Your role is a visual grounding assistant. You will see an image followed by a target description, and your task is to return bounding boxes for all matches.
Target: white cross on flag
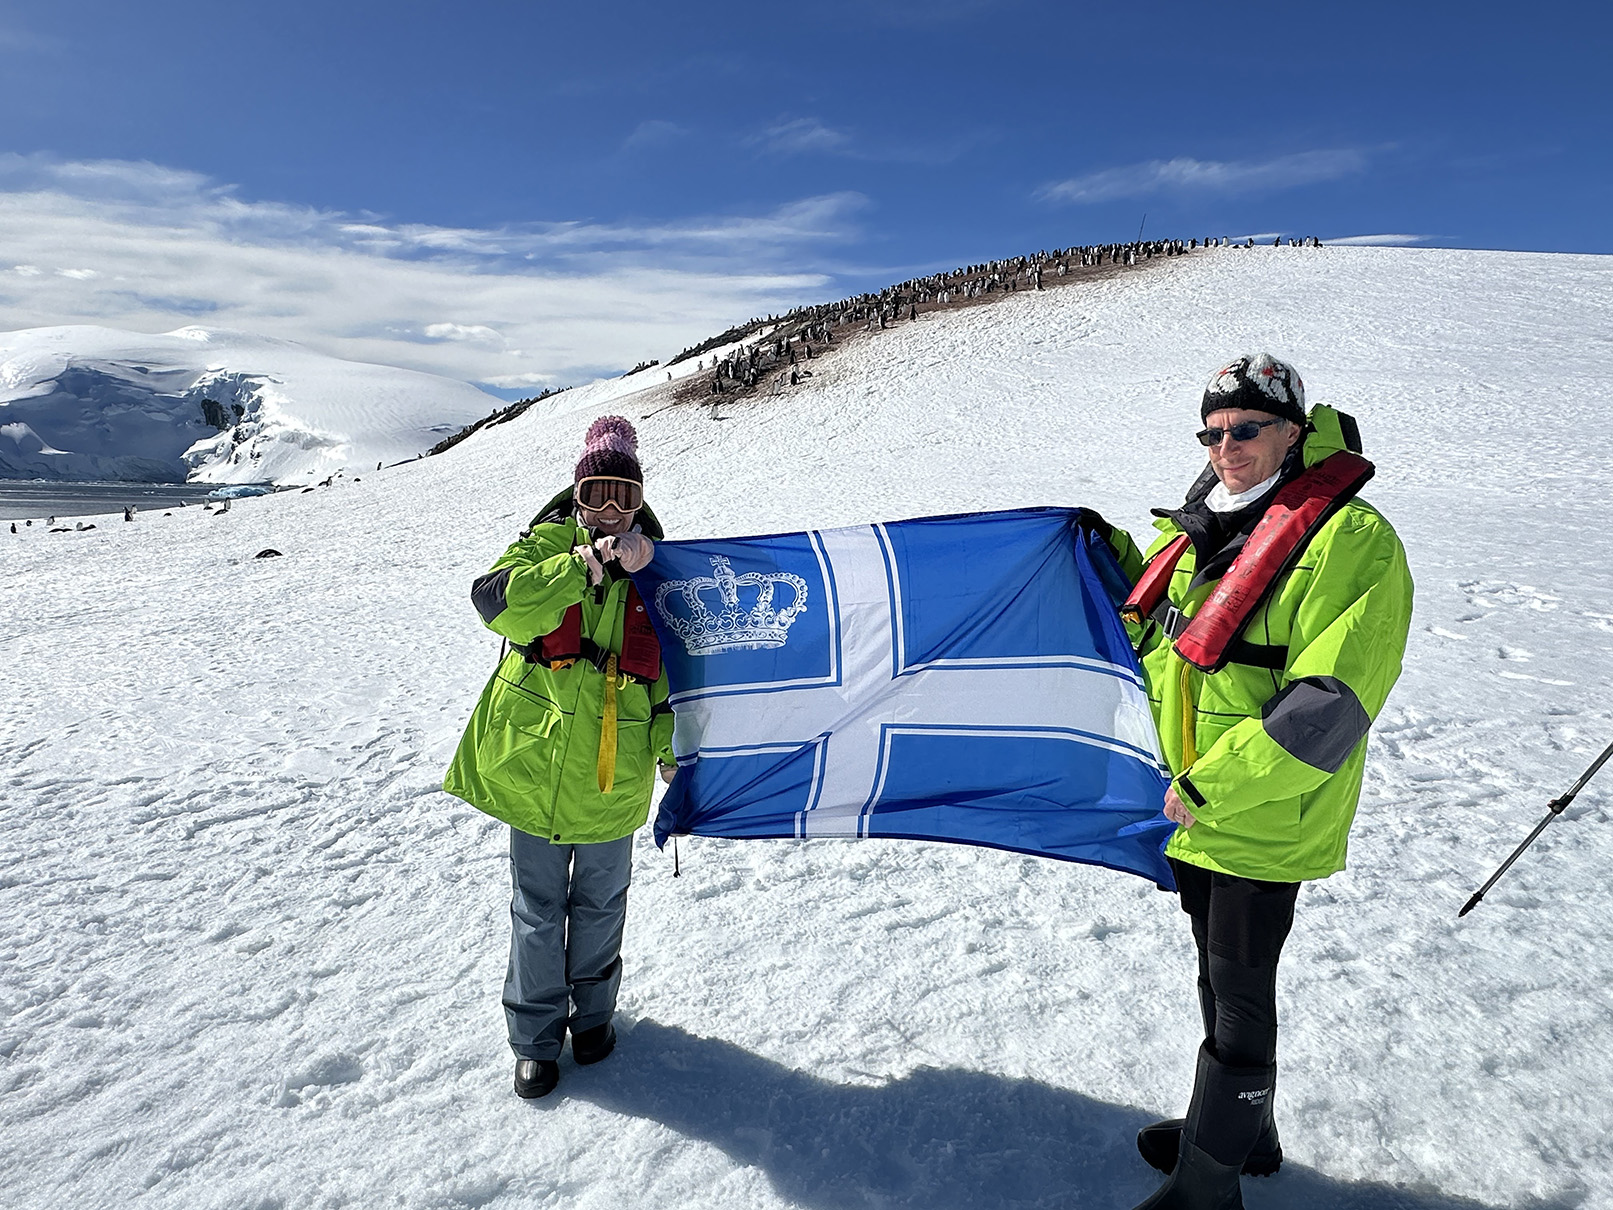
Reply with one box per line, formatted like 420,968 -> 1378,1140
633,508 -> 1174,887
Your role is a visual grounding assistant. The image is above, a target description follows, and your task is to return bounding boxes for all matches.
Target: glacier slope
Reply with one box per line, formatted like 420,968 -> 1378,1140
0,325 -> 496,484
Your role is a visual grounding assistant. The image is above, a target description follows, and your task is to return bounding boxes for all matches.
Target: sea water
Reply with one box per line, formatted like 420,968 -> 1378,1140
0,481 -> 255,521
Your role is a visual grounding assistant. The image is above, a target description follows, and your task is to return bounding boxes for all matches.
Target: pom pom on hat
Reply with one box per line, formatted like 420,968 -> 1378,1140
574,414 -> 643,483
1201,354 -> 1307,425
584,415 -> 638,457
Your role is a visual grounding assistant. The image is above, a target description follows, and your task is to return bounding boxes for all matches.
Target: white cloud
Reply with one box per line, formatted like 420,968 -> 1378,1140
0,155 -> 865,389
750,118 -> 851,156
1038,150 -> 1367,204
741,118 -> 979,168
623,120 -> 689,151
422,322 -> 506,347
1322,233 -> 1430,246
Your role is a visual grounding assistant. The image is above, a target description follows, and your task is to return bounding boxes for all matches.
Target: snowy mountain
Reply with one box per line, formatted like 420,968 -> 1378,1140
0,325 -> 497,483
3,246 -> 1613,1210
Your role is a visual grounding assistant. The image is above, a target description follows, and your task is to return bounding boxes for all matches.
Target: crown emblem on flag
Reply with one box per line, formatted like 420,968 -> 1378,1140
655,555 -> 809,656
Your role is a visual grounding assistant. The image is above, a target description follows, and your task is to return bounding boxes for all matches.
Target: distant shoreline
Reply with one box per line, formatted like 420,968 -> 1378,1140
0,480 -> 266,521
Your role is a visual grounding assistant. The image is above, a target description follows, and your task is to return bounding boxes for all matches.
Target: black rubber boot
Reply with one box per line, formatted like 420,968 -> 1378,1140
1129,1044 -> 1275,1210
1137,1048 -> 1280,1179
514,1058 -> 560,1099
1136,1115 -> 1282,1177
570,1021 -> 616,1066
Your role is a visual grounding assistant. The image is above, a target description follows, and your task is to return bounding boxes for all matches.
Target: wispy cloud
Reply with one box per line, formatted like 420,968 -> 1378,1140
0,155 -> 865,389
748,118 -> 851,156
1322,233 -> 1430,246
622,119 -> 689,152
745,116 -> 987,168
1038,150 -> 1368,204
422,322 -> 507,347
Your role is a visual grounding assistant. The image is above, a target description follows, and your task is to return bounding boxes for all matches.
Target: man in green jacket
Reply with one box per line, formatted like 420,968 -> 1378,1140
444,416 -> 676,1099
1125,355 -> 1413,1209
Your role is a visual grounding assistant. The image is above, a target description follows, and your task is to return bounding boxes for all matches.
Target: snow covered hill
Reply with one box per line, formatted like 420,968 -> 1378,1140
0,325 -> 496,484
3,246 -> 1612,1210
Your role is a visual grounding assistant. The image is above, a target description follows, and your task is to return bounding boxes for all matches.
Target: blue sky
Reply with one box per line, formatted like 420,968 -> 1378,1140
1,0 -> 1607,393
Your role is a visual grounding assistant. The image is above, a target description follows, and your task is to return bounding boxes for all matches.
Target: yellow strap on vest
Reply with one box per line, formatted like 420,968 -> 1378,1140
1178,654 -> 1200,768
1170,583 -> 1212,771
597,652 -> 619,793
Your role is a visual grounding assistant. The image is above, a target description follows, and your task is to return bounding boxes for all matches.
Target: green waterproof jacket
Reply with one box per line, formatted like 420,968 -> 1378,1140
1129,406 -> 1414,882
442,501 -> 676,844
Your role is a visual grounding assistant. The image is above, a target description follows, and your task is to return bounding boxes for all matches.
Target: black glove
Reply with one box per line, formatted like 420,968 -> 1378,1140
1073,507 -> 1114,543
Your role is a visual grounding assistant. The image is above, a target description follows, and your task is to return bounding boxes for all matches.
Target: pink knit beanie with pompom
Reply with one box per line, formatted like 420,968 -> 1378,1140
573,415 -> 642,483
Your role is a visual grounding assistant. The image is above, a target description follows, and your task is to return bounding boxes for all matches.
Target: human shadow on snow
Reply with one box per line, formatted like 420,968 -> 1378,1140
563,1020 -> 1556,1210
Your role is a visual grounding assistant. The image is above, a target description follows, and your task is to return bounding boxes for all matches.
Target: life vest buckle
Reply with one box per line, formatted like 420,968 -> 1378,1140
1159,604 -> 1187,640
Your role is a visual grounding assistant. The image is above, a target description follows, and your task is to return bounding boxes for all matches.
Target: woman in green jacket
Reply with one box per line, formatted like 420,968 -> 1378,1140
444,416 -> 676,1099
1125,356 -> 1413,1210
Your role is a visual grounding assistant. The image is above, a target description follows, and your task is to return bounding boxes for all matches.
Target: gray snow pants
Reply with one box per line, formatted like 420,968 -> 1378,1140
503,828 -> 633,1062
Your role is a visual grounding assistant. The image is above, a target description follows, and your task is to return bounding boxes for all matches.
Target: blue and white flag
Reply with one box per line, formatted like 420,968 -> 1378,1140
634,508 -> 1175,888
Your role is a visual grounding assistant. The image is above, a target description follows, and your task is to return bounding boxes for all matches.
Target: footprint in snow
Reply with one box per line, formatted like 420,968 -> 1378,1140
272,1053 -> 365,1108
1459,579 -> 1562,612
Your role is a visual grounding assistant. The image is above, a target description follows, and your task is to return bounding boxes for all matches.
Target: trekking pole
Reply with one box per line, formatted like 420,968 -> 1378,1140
1458,737 -> 1613,916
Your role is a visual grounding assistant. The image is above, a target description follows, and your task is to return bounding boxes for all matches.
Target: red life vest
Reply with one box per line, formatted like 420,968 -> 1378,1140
1122,451 -> 1375,674
536,581 -> 662,683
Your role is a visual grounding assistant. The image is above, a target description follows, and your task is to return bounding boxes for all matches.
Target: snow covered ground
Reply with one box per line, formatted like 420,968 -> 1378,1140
0,325 -> 495,484
3,245 -> 1611,1210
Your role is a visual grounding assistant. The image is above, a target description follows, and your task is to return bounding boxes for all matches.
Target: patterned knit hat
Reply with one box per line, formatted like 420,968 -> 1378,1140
1201,354 -> 1307,425
573,415 -> 642,484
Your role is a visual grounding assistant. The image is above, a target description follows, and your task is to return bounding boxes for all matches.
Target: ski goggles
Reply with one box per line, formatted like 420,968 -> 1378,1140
576,476 -> 643,513
1195,417 -> 1284,447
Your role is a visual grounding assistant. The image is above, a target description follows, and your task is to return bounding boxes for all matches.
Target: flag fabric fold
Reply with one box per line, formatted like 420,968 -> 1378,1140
633,507 -> 1175,889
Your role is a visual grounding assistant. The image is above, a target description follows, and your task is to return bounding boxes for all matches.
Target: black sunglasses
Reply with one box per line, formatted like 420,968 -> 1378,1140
1196,418 -> 1283,447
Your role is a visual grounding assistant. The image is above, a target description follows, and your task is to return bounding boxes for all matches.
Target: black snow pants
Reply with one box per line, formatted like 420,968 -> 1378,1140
1169,858 -> 1301,1068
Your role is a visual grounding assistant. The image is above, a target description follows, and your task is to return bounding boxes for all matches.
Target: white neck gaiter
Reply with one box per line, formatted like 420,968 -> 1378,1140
1205,468 -> 1283,514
